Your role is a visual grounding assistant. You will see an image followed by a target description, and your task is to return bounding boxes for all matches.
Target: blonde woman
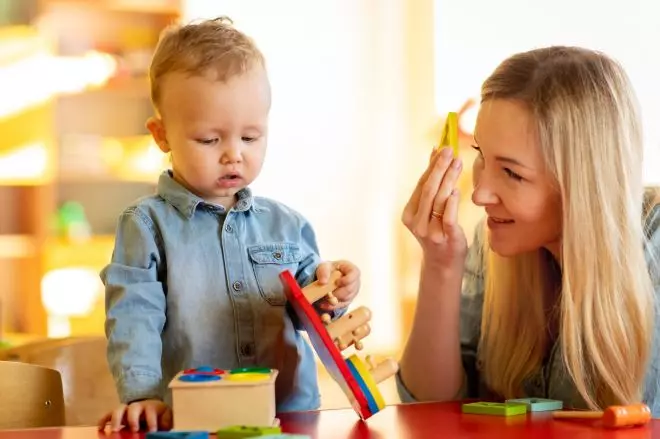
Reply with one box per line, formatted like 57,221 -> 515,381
399,46 -> 660,416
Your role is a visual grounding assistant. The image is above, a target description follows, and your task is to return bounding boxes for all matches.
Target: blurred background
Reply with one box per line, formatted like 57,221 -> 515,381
0,0 -> 658,422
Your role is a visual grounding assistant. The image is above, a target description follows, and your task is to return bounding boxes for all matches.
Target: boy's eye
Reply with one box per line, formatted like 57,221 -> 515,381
242,136 -> 257,143
196,138 -> 218,145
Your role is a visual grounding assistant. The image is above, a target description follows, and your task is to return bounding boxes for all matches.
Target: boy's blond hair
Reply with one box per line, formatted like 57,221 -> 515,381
149,16 -> 265,110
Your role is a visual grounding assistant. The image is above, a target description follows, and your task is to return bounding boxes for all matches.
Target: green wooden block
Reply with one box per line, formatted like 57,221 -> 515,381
251,435 -> 311,439
461,402 -> 527,416
147,432 -> 208,439
506,398 -> 563,412
216,425 -> 281,439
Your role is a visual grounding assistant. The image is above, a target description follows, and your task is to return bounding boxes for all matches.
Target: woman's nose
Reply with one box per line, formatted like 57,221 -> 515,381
471,166 -> 499,206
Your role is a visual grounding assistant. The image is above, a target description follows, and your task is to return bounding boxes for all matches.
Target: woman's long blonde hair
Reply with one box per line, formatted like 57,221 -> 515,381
477,46 -> 657,409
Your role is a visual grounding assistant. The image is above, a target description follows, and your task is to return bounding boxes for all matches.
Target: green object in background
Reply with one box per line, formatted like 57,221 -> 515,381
53,201 -> 92,241
0,0 -> 38,26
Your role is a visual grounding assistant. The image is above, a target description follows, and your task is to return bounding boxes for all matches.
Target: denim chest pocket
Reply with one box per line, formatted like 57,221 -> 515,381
248,243 -> 302,306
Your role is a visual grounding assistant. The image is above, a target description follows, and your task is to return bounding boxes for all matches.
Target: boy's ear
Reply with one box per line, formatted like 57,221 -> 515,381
146,116 -> 170,153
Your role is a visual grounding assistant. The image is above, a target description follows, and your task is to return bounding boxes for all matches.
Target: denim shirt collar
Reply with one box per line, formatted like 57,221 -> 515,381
157,170 -> 255,218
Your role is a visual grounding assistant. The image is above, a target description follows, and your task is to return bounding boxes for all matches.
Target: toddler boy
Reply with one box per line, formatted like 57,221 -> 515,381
97,17 -> 360,432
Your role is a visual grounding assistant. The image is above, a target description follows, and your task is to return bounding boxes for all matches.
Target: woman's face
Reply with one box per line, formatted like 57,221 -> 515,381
471,99 -> 562,258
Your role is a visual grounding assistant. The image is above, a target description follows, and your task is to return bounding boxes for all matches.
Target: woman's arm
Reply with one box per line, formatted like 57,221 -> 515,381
642,199 -> 660,417
398,146 -> 477,402
399,222 -> 486,402
399,259 -> 466,401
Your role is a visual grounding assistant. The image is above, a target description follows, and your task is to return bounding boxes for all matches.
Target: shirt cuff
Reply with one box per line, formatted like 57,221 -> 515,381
395,369 -> 418,403
117,372 -> 162,404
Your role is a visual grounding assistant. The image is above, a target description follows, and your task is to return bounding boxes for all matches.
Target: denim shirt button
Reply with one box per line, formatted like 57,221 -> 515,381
225,223 -> 233,233
232,281 -> 243,291
273,251 -> 282,260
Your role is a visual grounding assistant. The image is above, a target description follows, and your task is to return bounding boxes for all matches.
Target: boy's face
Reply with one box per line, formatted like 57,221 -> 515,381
147,66 -> 271,208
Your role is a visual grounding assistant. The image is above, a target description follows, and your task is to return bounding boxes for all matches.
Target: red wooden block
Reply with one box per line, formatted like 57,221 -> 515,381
279,270 -> 373,420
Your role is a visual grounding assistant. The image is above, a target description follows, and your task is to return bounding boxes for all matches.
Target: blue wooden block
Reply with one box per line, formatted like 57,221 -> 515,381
146,432 -> 209,439
506,398 -> 563,412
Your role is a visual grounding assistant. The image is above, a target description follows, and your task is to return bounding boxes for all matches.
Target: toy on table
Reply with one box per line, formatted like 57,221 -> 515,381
146,432 -> 208,439
437,111 -> 459,158
216,425 -> 308,439
168,366 -> 279,431
461,402 -> 527,417
216,425 -> 283,438
279,270 -> 399,420
552,403 -> 651,428
506,397 -> 563,412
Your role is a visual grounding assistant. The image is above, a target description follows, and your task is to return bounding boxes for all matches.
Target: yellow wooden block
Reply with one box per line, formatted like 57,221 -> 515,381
346,355 -> 386,410
438,111 -> 459,157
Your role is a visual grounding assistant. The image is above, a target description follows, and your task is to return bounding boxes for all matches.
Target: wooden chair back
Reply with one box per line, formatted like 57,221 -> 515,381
0,336 -> 119,426
0,360 -> 65,429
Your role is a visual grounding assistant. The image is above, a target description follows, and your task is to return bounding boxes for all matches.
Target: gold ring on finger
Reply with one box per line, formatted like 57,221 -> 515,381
431,210 -> 444,219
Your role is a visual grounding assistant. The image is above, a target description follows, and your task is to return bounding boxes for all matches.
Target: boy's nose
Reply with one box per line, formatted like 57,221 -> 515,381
221,145 -> 242,164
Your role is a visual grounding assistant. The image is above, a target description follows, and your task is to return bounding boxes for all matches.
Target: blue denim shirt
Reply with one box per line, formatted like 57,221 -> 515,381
397,192 -> 660,418
101,170 -> 337,412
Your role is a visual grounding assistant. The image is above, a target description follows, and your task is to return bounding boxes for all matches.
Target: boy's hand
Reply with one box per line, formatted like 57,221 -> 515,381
98,399 -> 172,432
315,260 -> 360,310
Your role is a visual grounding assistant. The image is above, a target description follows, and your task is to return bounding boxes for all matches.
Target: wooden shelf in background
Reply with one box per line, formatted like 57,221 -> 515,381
41,0 -> 180,17
43,235 -> 115,271
0,235 -> 36,259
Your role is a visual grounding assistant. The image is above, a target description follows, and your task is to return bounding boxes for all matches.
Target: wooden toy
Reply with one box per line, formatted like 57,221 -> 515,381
506,397 -> 563,412
553,403 -> 651,428
249,435 -> 310,439
438,111 -> 459,157
168,366 -> 279,431
146,432 -> 208,439
279,270 -> 399,420
461,402 -> 527,417
216,425 -> 281,439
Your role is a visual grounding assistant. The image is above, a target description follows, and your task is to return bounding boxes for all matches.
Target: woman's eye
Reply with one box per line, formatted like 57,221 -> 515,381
471,144 -> 483,156
196,138 -> 218,145
504,168 -> 523,181
242,136 -> 257,143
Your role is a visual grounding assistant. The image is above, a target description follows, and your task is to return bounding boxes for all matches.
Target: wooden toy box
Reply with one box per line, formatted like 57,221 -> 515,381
168,367 -> 279,431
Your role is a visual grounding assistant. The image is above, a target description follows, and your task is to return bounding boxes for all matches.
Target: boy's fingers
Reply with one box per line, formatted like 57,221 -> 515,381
126,403 -> 144,432
145,406 -> 159,432
336,272 -> 359,287
315,262 -> 332,284
160,408 -> 173,430
97,412 -> 112,430
110,405 -> 127,432
332,286 -> 356,302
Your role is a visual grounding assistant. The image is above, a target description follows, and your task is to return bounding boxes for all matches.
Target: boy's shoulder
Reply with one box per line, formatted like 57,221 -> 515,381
252,196 -> 310,223
116,193 -> 172,223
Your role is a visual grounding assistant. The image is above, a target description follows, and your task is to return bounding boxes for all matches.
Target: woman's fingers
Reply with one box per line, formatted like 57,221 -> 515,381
431,156 -> 463,216
413,148 -> 455,231
402,147 -> 447,227
441,188 -> 461,237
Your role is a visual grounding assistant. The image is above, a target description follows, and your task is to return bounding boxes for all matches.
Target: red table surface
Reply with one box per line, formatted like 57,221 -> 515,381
0,402 -> 658,439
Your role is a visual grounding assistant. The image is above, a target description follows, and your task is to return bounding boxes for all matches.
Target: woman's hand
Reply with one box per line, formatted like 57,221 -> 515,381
402,146 -> 468,268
